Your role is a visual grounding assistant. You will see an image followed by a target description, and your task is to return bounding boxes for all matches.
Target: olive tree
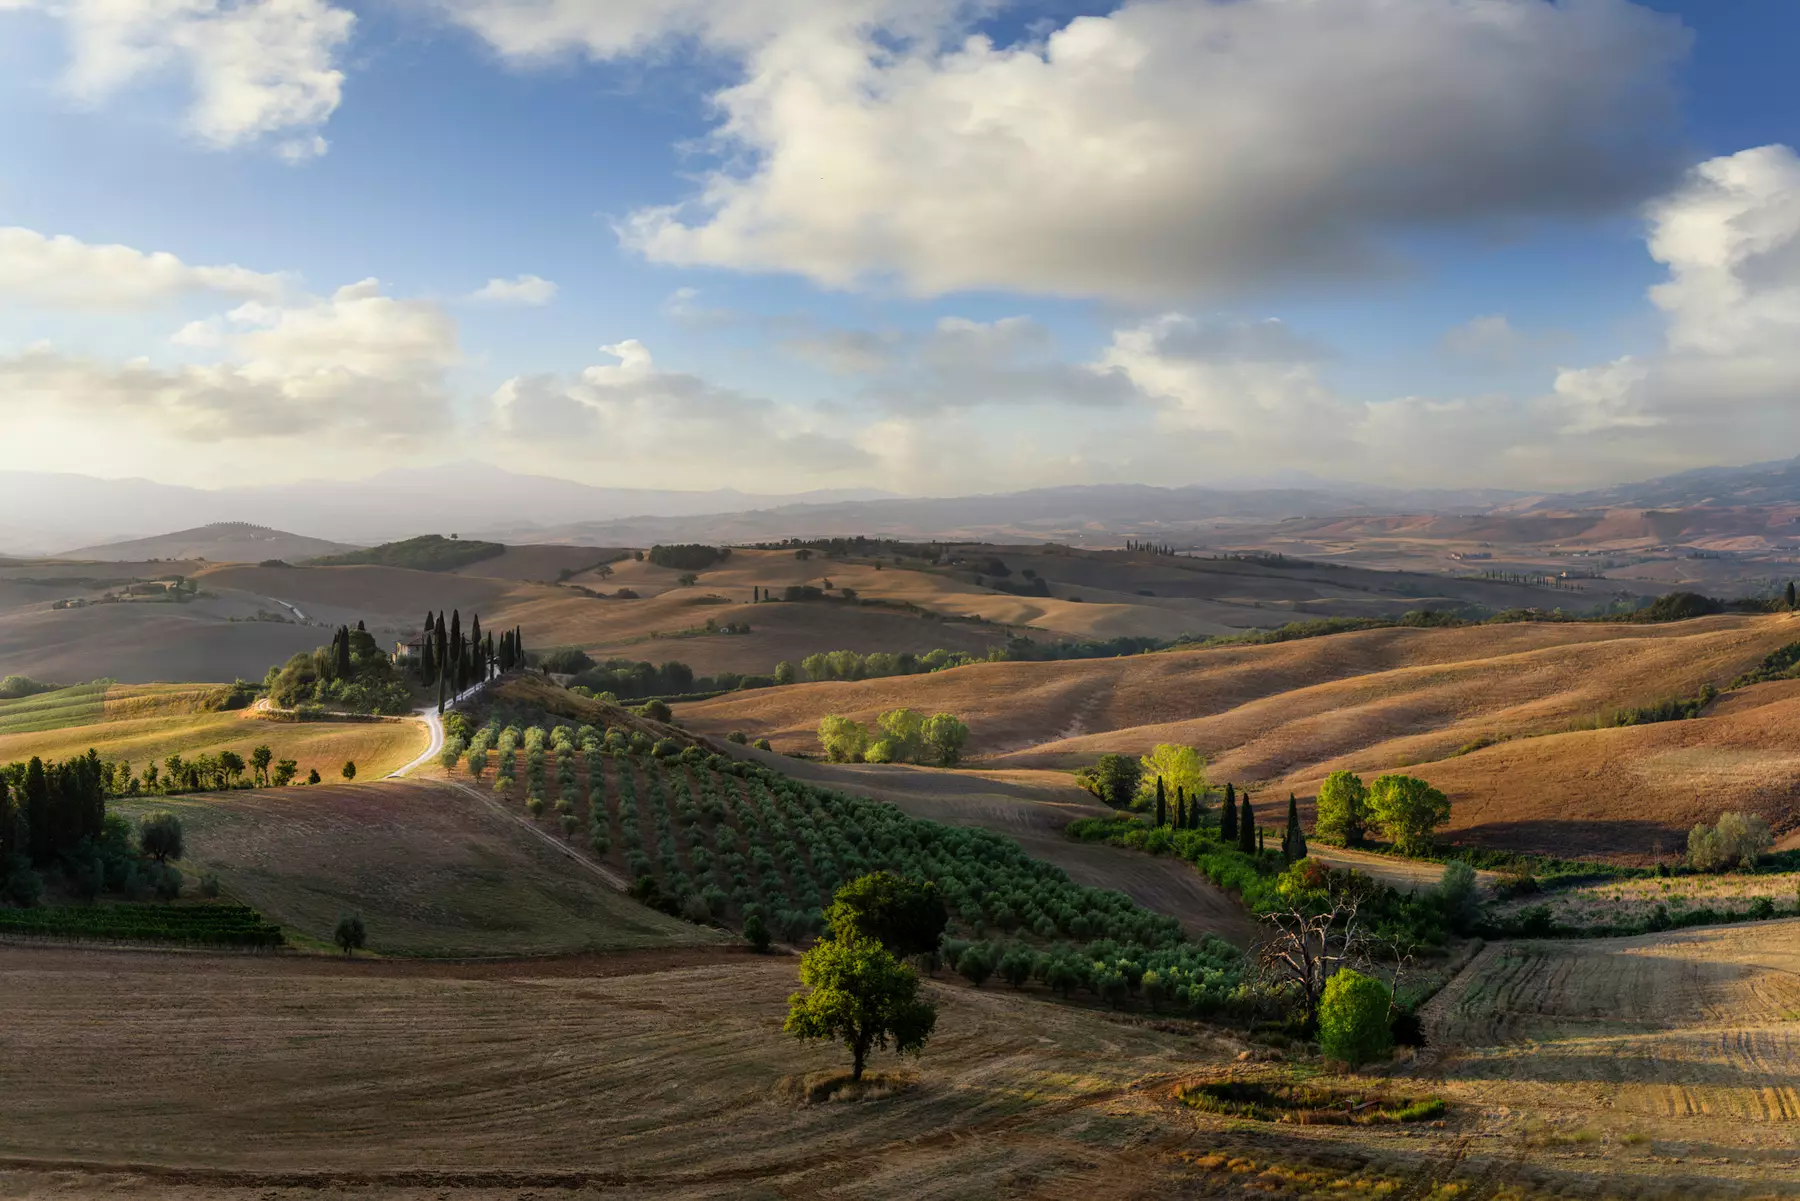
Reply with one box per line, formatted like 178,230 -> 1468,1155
825,871 -> 948,958
784,935 -> 937,1081
139,812 -> 183,863
334,912 -> 367,955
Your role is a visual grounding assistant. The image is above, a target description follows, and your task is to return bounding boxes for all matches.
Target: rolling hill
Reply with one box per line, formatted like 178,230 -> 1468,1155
678,612 -> 1800,861
59,522 -> 354,564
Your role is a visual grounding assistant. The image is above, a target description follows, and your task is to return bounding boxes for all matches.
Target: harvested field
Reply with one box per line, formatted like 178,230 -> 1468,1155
3,941 -> 1798,1198
1425,921 -> 1800,1133
1490,869 -> 1800,926
113,780 -> 715,955
0,701 -> 428,782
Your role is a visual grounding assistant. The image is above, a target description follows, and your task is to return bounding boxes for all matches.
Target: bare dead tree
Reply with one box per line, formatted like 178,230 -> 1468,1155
1256,893 -> 1368,1028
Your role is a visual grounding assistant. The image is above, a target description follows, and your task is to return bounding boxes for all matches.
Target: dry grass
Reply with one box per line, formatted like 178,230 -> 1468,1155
0,702 -> 429,781
112,780 -> 716,955
1425,921 -> 1800,1130
1491,870 -> 1800,925
682,613 -> 1800,862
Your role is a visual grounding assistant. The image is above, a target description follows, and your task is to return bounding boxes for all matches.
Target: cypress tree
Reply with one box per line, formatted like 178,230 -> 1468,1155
1788,580 -> 1796,610
335,626 -> 352,679
469,614 -> 482,660
436,670 -> 446,714
1220,782 -> 1238,843
434,613 -> 448,681
1155,776 -> 1166,826
1284,792 -> 1306,863
420,616 -> 436,682
1238,794 -> 1256,855
24,756 -> 49,865
1175,785 -> 1186,830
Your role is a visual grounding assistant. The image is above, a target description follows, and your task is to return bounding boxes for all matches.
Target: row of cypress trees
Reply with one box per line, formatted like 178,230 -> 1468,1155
1147,777 -> 1309,863
416,611 -> 527,709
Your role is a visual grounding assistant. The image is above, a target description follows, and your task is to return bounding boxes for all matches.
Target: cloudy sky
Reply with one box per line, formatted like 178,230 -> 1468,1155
2,0 -> 1798,495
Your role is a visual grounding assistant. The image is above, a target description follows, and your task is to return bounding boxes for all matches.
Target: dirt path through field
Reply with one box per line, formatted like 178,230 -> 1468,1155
762,755 -> 1260,946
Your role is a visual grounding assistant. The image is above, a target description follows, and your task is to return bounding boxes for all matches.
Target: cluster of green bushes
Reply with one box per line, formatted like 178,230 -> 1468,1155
0,902 -> 282,947
1734,639 -> 1800,687
817,710 -> 970,766
569,657 -> 772,702
1482,892 -> 1794,941
0,675 -> 59,700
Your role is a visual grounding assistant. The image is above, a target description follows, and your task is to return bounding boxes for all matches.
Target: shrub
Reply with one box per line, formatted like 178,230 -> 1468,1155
744,911 -> 771,952
651,738 -> 680,759
198,872 -> 222,899
728,731 -> 749,744
1318,969 -> 1392,1065
683,892 -> 714,923
638,699 -> 673,723
754,738 -> 773,752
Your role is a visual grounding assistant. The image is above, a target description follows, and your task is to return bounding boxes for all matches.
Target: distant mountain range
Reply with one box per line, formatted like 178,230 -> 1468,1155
12,456 -> 1800,558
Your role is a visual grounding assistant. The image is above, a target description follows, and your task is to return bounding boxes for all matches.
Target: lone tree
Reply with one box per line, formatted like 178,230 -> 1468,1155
139,812 -> 183,863
250,744 -> 273,787
334,912 -> 367,955
1078,754 -> 1143,809
1314,770 -> 1370,846
1317,968 -> 1393,1066
824,871 -> 948,959
341,761 -> 357,782
784,935 -> 937,1081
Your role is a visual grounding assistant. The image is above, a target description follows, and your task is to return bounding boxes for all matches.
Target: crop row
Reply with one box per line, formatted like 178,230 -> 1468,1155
0,902 -> 285,947
454,718 -> 1245,1006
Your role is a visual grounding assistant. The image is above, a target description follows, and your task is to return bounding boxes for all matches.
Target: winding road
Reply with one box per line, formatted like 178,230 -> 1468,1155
387,681 -> 492,779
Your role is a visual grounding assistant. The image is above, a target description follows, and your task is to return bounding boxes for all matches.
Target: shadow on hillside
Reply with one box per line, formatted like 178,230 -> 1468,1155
1451,818 -> 1678,861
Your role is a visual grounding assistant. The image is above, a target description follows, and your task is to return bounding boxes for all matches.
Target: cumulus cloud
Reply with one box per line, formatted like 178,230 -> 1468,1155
467,274 -> 559,305
1547,145 -> 1800,453
474,0 -> 1699,300
0,279 -> 459,441
487,338 -> 874,482
0,226 -> 289,308
6,0 -> 354,151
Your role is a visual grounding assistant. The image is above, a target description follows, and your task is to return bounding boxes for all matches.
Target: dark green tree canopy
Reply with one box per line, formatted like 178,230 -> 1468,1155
825,871 -> 948,959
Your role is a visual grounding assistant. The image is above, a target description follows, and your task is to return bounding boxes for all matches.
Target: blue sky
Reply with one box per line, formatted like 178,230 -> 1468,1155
1,0 -> 1798,495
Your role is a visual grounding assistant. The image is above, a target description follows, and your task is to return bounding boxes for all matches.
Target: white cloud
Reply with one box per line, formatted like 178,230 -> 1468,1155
6,0 -> 354,151
468,274 -> 559,305
0,279 -> 459,441
488,338 -> 873,482
0,226 -> 289,308
483,0 -> 1699,301
1548,145 -> 1800,450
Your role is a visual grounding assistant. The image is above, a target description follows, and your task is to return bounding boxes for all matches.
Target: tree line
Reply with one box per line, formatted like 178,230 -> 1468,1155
817,710 -> 970,766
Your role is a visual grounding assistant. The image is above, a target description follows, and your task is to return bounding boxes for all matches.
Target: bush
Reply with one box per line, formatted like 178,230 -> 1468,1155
1318,969 -> 1393,1065
639,700 -> 673,723
198,872 -> 222,899
744,911 -> 771,952
754,738 -> 773,752
651,738 -> 680,759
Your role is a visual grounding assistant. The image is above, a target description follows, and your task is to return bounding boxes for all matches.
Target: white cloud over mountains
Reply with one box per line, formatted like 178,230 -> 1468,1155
4,0 -> 353,155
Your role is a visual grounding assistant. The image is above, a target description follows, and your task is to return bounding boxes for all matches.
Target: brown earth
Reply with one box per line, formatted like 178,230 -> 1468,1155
680,614 -> 1800,862
113,779 -> 717,956
2,936 -> 1798,1199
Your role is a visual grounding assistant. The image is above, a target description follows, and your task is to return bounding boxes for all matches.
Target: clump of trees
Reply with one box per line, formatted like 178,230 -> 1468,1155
817,710 -> 970,766
798,648 -> 980,683
648,544 -> 730,571
0,675 -> 59,700
0,755 -> 202,906
1313,770 -> 1450,856
1687,812 -> 1772,871
268,621 -> 413,715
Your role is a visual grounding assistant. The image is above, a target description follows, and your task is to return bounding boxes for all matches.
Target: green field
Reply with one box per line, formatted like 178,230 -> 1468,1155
0,680 -> 110,735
